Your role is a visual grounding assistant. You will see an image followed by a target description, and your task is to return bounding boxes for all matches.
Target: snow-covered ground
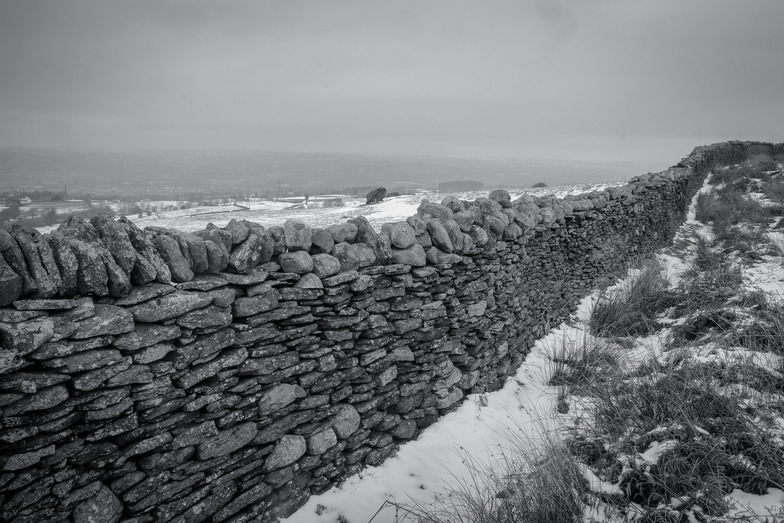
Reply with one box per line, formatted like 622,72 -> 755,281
283,174 -> 784,523
125,182 -> 623,233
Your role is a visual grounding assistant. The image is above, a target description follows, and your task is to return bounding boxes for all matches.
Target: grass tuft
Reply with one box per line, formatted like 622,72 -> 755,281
396,435 -> 586,523
590,258 -> 674,337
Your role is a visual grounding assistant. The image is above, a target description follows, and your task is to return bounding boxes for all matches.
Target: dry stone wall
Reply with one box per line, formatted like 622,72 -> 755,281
0,141 -> 780,522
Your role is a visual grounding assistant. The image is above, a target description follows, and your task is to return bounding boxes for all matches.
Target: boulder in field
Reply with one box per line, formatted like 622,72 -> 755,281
366,187 -> 387,205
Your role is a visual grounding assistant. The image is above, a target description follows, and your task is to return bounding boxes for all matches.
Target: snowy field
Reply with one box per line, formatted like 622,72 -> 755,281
125,182 -> 623,233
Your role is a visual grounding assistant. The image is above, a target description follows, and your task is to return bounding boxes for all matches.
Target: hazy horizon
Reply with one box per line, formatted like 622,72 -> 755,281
1,1 -> 783,168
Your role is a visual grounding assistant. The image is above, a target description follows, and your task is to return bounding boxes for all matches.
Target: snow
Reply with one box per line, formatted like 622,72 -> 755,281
744,259 -> 784,298
726,488 -> 784,519
638,440 -> 678,465
121,182 -> 621,234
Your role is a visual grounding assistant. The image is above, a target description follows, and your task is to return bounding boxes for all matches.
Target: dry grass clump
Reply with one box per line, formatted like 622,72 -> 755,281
590,258 -> 675,338
570,359 -> 784,521
547,333 -> 620,393
396,436 -> 586,523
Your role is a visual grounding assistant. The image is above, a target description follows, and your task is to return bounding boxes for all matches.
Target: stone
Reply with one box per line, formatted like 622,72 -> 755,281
0,228 -> 37,295
418,200 -> 453,221
453,210 -> 478,232
427,219 -> 453,253
390,419 -> 417,439
311,253 -> 341,278
44,348 -> 123,373
294,273 -> 323,289
388,221 -> 416,249
113,282 -> 175,307
348,216 -> 379,251
0,371 -> 70,393
310,228 -> 334,254
469,225 -> 489,245
115,324 -> 181,351
441,195 -> 465,213
175,275 -> 228,291
332,242 -> 362,272
128,290 -> 213,322
390,243 -> 426,266
7,225 -> 62,298
103,251 -> 132,297
233,290 -> 279,317
263,434 -> 306,471
73,482 -> 123,523
442,219 -> 464,252
208,287 -> 236,308
1,444 -> 55,471
118,217 -> 172,284
147,230 -> 193,282
355,244 -> 377,267
327,222 -> 358,243
91,216 -> 146,284
172,421 -> 219,448
224,218 -> 250,245
68,238 -> 110,296
489,189 -> 512,208
133,342 -> 172,364
179,232 -> 209,274
307,427 -> 337,455
283,220 -> 313,251
330,404 -> 361,439
258,383 -> 306,416
278,250 -> 314,274
203,239 -> 230,273
0,316 -> 54,355
197,421 -> 257,460
217,267 -> 269,285
366,187 -> 387,204
406,214 -> 428,235
228,232 -> 263,274
0,309 -> 45,323
72,304 -> 134,339
1,384 -> 68,415
12,298 -> 77,310
175,305 -> 232,330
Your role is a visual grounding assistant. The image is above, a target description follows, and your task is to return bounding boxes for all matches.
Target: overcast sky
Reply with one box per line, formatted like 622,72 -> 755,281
1,0 -> 782,166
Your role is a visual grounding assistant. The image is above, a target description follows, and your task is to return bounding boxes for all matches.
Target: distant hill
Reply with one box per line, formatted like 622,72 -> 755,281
0,148 -> 652,199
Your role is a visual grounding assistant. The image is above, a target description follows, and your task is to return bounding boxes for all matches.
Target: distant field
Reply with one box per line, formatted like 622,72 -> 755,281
125,182 -> 623,233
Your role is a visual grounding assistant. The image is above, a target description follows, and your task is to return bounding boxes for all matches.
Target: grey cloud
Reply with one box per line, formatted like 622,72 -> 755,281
0,0 -> 782,166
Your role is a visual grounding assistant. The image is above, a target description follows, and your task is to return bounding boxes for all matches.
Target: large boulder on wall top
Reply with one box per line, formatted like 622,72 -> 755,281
488,189 -> 512,208
366,187 -> 387,205
0,227 -> 37,295
441,195 -> 465,213
6,224 -> 62,298
386,222 -> 416,249
327,222 -> 358,244
310,228 -> 334,254
0,256 -> 23,306
348,216 -> 379,251
283,220 -> 312,252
